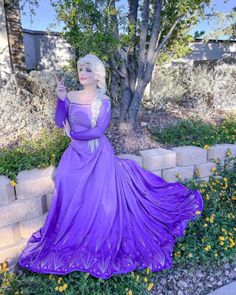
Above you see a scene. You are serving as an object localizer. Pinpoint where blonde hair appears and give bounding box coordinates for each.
[77,54,106,99]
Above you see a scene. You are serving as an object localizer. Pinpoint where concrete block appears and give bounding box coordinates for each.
[0,238,27,264]
[139,148,176,171]
[0,223,21,247]
[0,176,16,206]
[207,281,236,295]
[46,192,54,211]
[162,166,194,182]
[171,146,207,166]
[16,166,56,199]
[0,195,47,228]
[195,162,217,178]
[207,143,236,161]
[116,154,142,166]
[152,170,162,177]
[19,213,47,239]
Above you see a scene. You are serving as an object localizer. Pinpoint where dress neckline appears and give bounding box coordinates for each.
[66,97,110,106]
[66,96,93,106]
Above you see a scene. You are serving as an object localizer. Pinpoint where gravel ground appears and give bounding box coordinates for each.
[149,256,236,295]
[106,104,234,156]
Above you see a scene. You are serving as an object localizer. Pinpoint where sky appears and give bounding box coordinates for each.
[20,0,236,39]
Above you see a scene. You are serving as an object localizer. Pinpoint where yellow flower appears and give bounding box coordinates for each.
[146,267,150,275]
[144,276,148,282]
[188,253,193,258]
[135,275,140,282]
[209,214,215,223]
[128,290,133,295]
[147,282,154,291]
[231,196,236,201]
[219,241,224,246]
[57,277,63,284]
[195,169,201,176]
[0,261,9,273]
[204,245,211,251]
[10,180,16,187]
[226,150,232,156]
[55,286,59,291]
[60,284,68,291]
[214,253,218,257]
[195,210,201,215]
[174,252,181,257]
[203,223,208,227]
[204,144,210,149]
[221,184,228,189]
[223,178,228,182]
[219,236,225,241]
[211,167,217,172]
[58,284,68,292]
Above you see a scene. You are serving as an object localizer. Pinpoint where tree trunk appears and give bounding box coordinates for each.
[4,0,25,72]
[128,82,148,127]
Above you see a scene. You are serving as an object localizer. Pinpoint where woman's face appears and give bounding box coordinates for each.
[78,63,98,86]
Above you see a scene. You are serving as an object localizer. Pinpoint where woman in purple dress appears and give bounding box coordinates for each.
[18,54,204,280]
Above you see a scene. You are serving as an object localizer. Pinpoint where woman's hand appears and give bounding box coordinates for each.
[63,119,71,138]
[55,75,67,100]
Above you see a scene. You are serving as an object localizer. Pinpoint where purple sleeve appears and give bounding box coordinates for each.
[54,97,69,128]
[70,99,111,140]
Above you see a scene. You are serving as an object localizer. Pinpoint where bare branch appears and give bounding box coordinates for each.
[155,17,182,54]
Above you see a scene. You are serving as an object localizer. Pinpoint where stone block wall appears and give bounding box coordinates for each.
[0,143,235,270]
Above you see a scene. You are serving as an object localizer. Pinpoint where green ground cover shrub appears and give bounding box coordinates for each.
[150,116,236,148]
[0,128,70,181]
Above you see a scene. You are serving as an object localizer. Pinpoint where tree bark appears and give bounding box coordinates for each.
[4,0,26,72]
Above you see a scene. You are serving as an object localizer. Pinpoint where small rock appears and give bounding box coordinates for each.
[141,121,148,127]
[229,270,236,279]
[177,280,188,289]
[160,278,167,285]
[209,277,215,282]
[217,280,223,286]
[215,271,222,276]
[224,262,230,269]
[196,270,205,278]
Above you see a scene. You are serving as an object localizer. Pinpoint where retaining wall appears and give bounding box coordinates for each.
[0,143,235,270]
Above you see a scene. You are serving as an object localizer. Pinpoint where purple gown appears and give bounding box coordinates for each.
[18,96,204,279]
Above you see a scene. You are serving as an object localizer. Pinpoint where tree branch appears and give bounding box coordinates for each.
[137,0,150,80]
[155,17,182,54]
[146,0,162,66]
